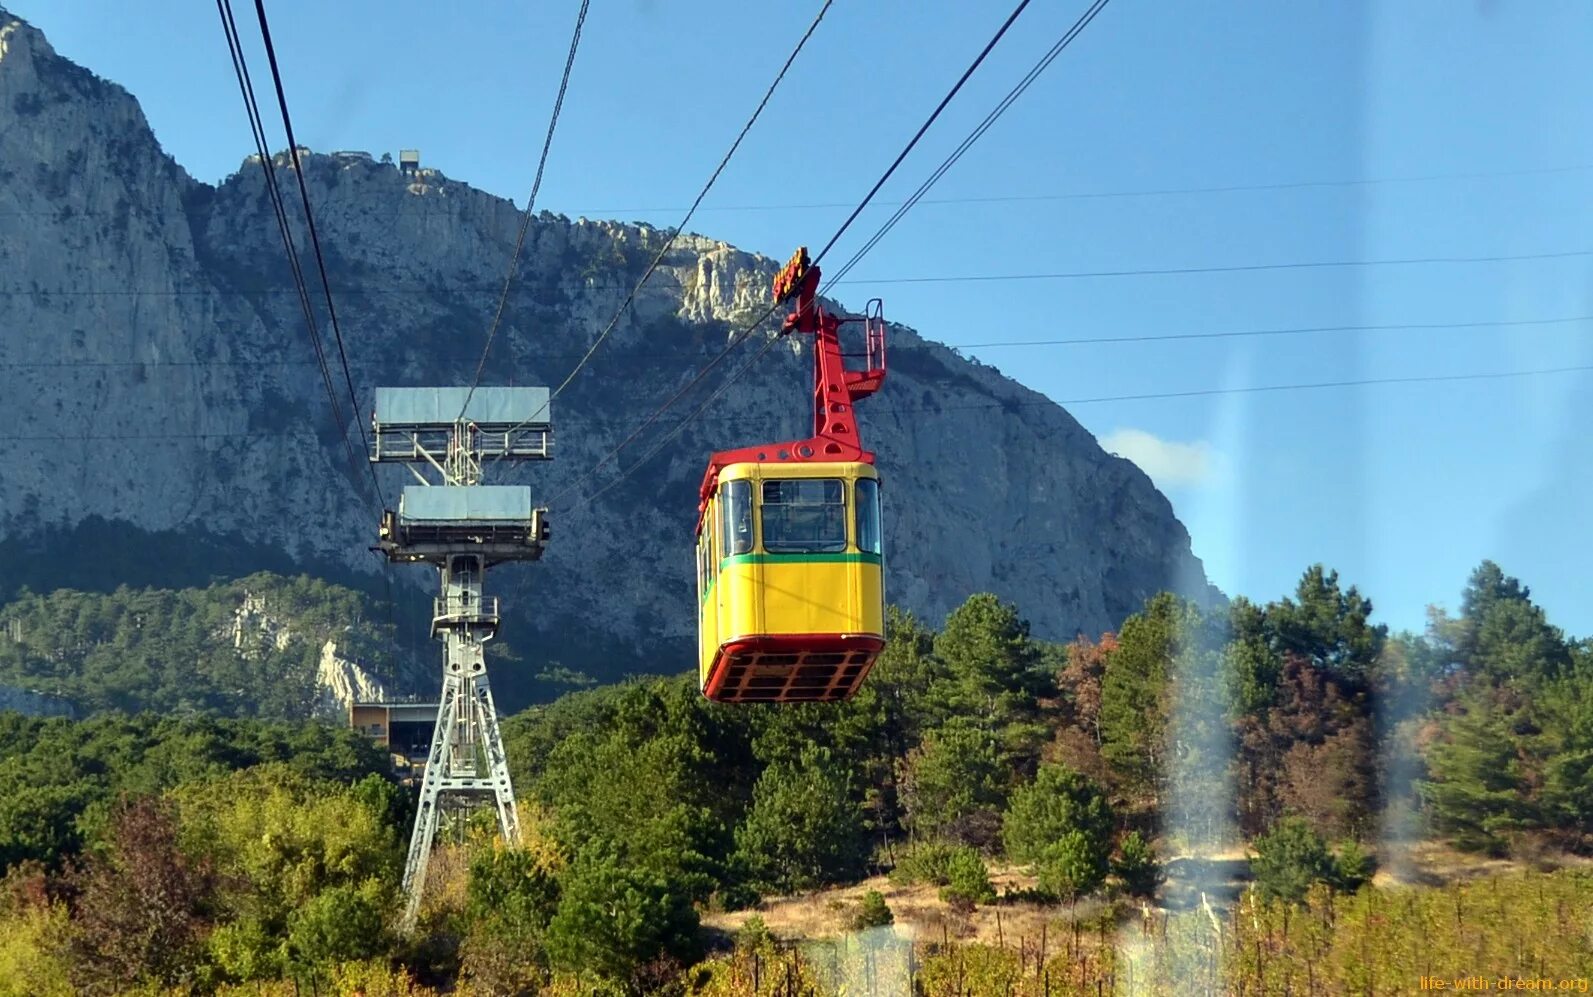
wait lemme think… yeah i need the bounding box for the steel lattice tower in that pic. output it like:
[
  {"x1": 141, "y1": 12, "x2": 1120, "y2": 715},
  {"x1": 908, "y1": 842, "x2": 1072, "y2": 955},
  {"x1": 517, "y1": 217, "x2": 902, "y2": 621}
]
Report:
[{"x1": 369, "y1": 387, "x2": 552, "y2": 930}]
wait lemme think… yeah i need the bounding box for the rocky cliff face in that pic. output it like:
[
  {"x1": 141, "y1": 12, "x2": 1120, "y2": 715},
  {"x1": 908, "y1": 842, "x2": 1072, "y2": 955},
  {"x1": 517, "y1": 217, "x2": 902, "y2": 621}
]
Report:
[{"x1": 0, "y1": 10, "x2": 1216, "y2": 707}]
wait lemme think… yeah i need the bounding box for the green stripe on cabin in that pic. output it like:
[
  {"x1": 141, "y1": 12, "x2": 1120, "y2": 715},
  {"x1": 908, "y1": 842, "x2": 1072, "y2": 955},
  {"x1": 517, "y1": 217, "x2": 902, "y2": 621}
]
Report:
[{"x1": 718, "y1": 552, "x2": 883, "y2": 570}]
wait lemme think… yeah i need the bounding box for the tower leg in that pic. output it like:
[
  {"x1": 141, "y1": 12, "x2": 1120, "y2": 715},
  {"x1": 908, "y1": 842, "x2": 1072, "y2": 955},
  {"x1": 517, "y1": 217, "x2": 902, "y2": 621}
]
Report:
[
  {"x1": 399, "y1": 678, "x2": 460, "y2": 931},
  {"x1": 397, "y1": 556, "x2": 523, "y2": 932},
  {"x1": 472, "y1": 671, "x2": 521, "y2": 843}
]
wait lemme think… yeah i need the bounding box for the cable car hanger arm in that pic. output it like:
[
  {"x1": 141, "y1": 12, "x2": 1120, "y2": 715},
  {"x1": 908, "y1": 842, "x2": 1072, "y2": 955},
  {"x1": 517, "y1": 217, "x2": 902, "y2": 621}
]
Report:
[{"x1": 696, "y1": 247, "x2": 886, "y2": 524}]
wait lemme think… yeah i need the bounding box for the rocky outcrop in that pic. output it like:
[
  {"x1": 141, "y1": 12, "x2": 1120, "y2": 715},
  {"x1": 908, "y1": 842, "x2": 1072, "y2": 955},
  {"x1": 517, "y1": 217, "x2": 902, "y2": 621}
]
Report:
[
  {"x1": 233, "y1": 593, "x2": 295, "y2": 653},
  {"x1": 314, "y1": 639, "x2": 391, "y2": 720},
  {"x1": 0, "y1": 10, "x2": 1217, "y2": 704}
]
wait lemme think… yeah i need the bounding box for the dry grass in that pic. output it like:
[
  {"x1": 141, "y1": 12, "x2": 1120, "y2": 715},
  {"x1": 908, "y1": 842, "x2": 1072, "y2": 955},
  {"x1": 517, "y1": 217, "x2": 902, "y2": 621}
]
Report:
[
  {"x1": 1372, "y1": 838, "x2": 1593, "y2": 887},
  {"x1": 703, "y1": 865, "x2": 1107, "y2": 950},
  {"x1": 706, "y1": 841, "x2": 1593, "y2": 950}
]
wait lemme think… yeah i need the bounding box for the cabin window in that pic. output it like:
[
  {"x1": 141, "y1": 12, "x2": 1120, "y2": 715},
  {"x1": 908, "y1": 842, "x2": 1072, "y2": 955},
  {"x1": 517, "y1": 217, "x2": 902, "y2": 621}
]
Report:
[
  {"x1": 708, "y1": 518, "x2": 719, "y2": 584},
  {"x1": 696, "y1": 531, "x2": 707, "y2": 599},
  {"x1": 855, "y1": 478, "x2": 882, "y2": 555},
  {"x1": 761, "y1": 478, "x2": 846, "y2": 553},
  {"x1": 720, "y1": 480, "x2": 754, "y2": 556}
]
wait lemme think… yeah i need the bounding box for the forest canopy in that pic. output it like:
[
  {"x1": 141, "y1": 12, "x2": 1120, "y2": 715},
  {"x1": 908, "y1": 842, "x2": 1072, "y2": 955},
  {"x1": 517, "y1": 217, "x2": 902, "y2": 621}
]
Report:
[{"x1": 0, "y1": 559, "x2": 1588, "y2": 992}]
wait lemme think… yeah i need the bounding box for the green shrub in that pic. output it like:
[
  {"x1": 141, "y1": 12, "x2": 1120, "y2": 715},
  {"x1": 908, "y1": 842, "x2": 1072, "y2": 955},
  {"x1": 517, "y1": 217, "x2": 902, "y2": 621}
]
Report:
[
  {"x1": 544, "y1": 843, "x2": 702, "y2": 982},
  {"x1": 1001, "y1": 763, "x2": 1114, "y2": 865},
  {"x1": 852, "y1": 891, "x2": 894, "y2": 930},
  {"x1": 733, "y1": 747, "x2": 868, "y2": 892},
  {"x1": 939, "y1": 847, "x2": 995, "y2": 909},
  {"x1": 735, "y1": 915, "x2": 772, "y2": 952},
  {"x1": 1113, "y1": 831, "x2": 1162, "y2": 898},
  {"x1": 1332, "y1": 839, "x2": 1375, "y2": 892},
  {"x1": 286, "y1": 880, "x2": 387, "y2": 970},
  {"x1": 890, "y1": 840, "x2": 958, "y2": 886},
  {"x1": 1035, "y1": 831, "x2": 1108, "y2": 901},
  {"x1": 1251, "y1": 818, "x2": 1335, "y2": 904}
]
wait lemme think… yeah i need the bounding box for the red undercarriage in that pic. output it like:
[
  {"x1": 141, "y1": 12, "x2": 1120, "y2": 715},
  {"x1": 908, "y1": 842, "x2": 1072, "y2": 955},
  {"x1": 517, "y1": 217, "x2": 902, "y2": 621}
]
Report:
[{"x1": 704, "y1": 633, "x2": 886, "y2": 704}]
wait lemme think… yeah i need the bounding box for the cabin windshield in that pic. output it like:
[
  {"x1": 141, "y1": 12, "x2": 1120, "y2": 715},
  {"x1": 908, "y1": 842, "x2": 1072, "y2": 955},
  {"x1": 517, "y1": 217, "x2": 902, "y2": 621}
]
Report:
[
  {"x1": 855, "y1": 478, "x2": 881, "y2": 555},
  {"x1": 721, "y1": 479, "x2": 754, "y2": 556},
  {"x1": 761, "y1": 478, "x2": 846, "y2": 553}
]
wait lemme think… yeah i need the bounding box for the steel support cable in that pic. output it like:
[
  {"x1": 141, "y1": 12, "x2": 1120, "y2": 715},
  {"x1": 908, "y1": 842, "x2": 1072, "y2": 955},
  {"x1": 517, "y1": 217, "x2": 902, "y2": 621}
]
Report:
[
  {"x1": 822, "y1": 0, "x2": 1112, "y2": 292},
  {"x1": 217, "y1": 0, "x2": 367, "y2": 491},
  {"x1": 221, "y1": 0, "x2": 399, "y2": 653},
  {"x1": 542, "y1": 299, "x2": 785, "y2": 507},
  {"x1": 559, "y1": 0, "x2": 1107, "y2": 510},
  {"x1": 11, "y1": 161, "x2": 1593, "y2": 221},
  {"x1": 11, "y1": 310, "x2": 1593, "y2": 368},
  {"x1": 564, "y1": 331, "x2": 787, "y2": 513},
  {"x1": 251, "y1": 0, "x2": 387, "y2": 509},
  {"x1": 538, "y1": 162, "x2": 1593, "y2": 214},
  {"x1": 548, "y1": 358, "x2": 1593, "y2": 516},
  {"x1": 23, "y1": 246, "x2": 1593, "y2": 298},
  {"x1": 808, "y1": 0, "x2": 1036, "y2": 268},
  {"x1": 490, "y1": 0, "x2": 836, "y2": 456},
  {"x1": 5, "y1": 361, "x2": 1591, "y2": 442},
  {"x1": 458, "y1": 0, "x2": 592, "y2": 422},
  {"x1": 546, "y1": 0, "x2": 1040, "y2": 502}
]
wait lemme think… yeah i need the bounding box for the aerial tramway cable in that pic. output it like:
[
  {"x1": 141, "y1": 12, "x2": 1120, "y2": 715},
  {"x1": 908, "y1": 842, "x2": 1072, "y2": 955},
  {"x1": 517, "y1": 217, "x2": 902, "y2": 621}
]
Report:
[
  {"x1": 249, "y1": 0, "x2": 387, "y2": 509},
  {"x1": 17, "y1": 247, "x2": 1593, "y2": 300},
  {"x1": 546, "y1": 161, "x2": 1593, "y2": 215},
  {"x1": 549, "y1": 0, "x2": 1052, "y2": 506},
  {"x1": 457, "y1": 0, "x2": 593, "y2": 422},
  {"x1": 220, "y1": 0, "x2": 403, "y2": 654},
  {"x1": 216, "y1": 0, "x2": 369, "y2": 502},
  {"x1": 556, "y1": 0, "x2": 1113, "y2": 509},
  {"x1": 488, "y1": 0, "x2": 837, "y2": 455},
  {"x1": 821, "y1": 0, "x2": 1113, "y2": 292},
  {"x1": 6, "y1": 360, "x2": 1589, "y2": 444},
  {"x1": 6, "y1": 310, "x2": 1593, "y2": 370}
]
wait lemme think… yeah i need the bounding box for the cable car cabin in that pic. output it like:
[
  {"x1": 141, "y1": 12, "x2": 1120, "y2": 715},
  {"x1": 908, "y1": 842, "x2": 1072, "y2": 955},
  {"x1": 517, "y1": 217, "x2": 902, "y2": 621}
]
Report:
[
  {"x1": 696, "y1": 247, "x2": 888, "y2": 704},
  {"x1": 697, "y1": 462, "x2": 883, "y2": 703}
]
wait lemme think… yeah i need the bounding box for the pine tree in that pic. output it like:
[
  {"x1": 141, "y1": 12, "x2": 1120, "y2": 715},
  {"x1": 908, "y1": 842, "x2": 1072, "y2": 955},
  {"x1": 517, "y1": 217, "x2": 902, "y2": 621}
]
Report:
[
  {"x1": 929, "y1": 594, "x2": 1049, "y2": 726},
  {"x1": 1001, "y1": 762, "x2": 1113, "y2": 865},
  {"x1": 1250, "y1": 817, "x2": 1335, "y2": 903},
  {"x1": 1420, "y1": 696, "x2": 1534, "y2": 853},
  {"x1": 733, "y1": 746, "x2": 867, "y2": 892},
  {"x1": 899, "y1": 719, "x2": 1007, "y2": 847},
  {"x1": 1457, "y1": 561, "x2": 1570, "y2": 686},
  {"x1": 1265, "y1": 565, "x2": 1386, "y2": 681},
  {"x1": 1099, "y1": 593, "x2": 1190, "y2": 803}
]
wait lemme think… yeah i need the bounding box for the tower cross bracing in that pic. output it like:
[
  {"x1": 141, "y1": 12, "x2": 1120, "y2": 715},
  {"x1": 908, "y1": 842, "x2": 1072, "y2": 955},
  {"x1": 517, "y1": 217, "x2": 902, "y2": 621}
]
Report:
[{"x1": 369, "y1": 387, "x2": 552, "y2": 930}]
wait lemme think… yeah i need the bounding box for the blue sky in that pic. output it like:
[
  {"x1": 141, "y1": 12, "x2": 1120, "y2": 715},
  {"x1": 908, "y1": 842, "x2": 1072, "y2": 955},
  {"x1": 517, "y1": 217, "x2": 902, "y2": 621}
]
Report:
[{"x1": 10, "y1": 1, "x2": 1591, "y2": 638}]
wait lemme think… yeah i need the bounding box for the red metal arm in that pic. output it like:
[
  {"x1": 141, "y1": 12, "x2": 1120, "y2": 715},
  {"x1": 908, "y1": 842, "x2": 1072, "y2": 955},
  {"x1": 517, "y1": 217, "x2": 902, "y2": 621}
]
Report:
[{"x1": 696, "y1": 247, "x2": 887, "y2": 531}]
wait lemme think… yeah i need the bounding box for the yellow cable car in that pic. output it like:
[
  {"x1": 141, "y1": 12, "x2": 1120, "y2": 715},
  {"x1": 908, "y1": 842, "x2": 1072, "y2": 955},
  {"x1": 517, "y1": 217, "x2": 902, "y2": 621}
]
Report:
[{"x1": 695, "y1": 249, "x2": 888, "y2": 703}]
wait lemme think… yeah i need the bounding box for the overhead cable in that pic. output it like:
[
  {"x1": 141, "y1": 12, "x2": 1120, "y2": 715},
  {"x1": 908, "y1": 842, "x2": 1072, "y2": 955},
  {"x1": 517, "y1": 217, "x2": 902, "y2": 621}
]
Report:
[
  {"x1": 10, "y1": 311, "x2": 1592, "y2": 370},
  {"x1": 561, "y1": 0, "x2": 1113, "y2": 508},
  {"x1": 489, "y1": 0, "x2": 836, "y2": 453},
  {"x1": 458, "y1": 0, "x2": 593, "y2": 421},
  {"x1": 822, "y1": 0, "x2": 1113, "y2": 292},
  {"x1": 216, "y1": 0, "x2": 368, "y2": 496},
  {"x1": 554, "y1": 0, "x2": 1049, "y2": 494},
  {"x1": 248, "y1": 0, "x2": 387, "y2": 507},
  {"x1": 6, "y1": 360, "x2": 1589, "y2": 445}
]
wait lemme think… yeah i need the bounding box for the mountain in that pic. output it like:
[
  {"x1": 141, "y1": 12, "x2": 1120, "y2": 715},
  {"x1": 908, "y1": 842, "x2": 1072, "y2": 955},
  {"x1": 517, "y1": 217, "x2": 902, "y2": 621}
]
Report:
[{"x1": 0, "y1": 10, "x2": 1217, "y2": 708}]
